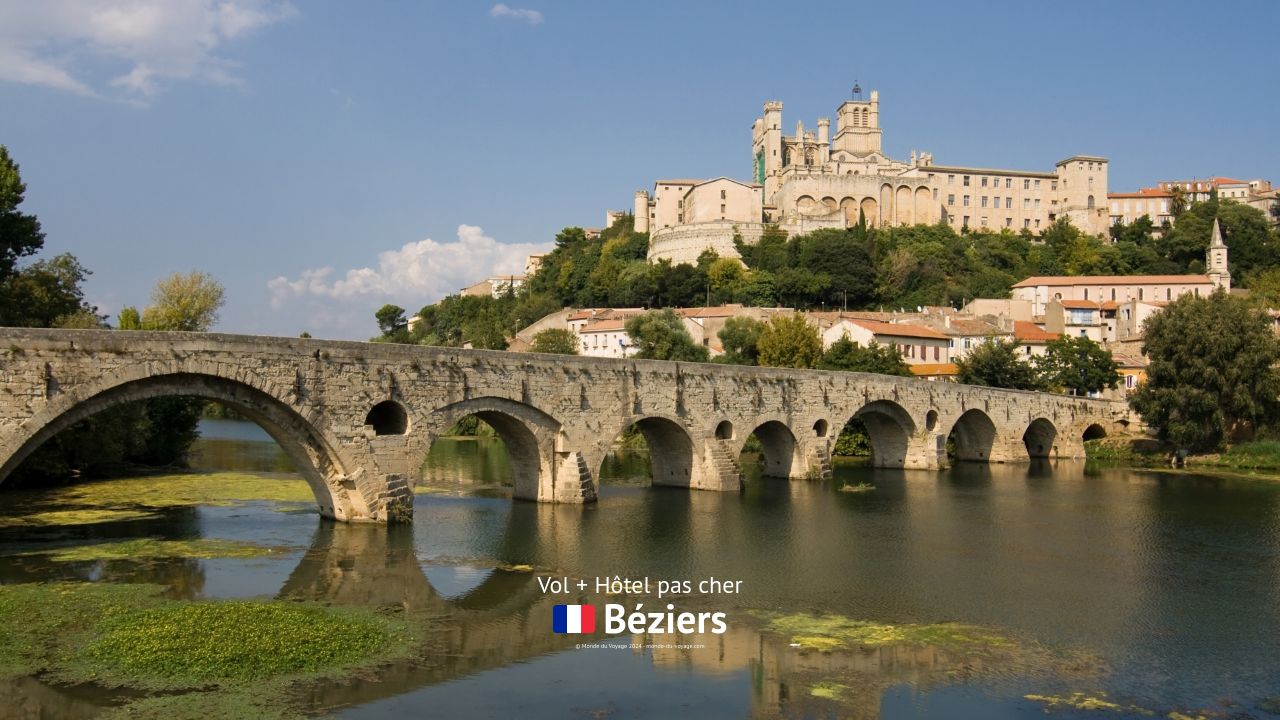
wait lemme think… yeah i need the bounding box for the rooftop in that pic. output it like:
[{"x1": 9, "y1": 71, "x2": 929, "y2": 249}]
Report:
[
  {"x1": 1014, "y1": 321, "x2": 1059, "y2": 343},
  {"x1": 910, "y1": 363, "x2": 959, "y2": 377},
  {"x1": 846, "y1": 318, "x2": 950, "y2": 340},
  {"x1": 1013, "y1": 275, "x2": 1212, "y2": 288}
]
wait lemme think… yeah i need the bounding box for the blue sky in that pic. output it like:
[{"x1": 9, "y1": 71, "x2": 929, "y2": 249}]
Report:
[{"x1": 1, "y1": 1, "x2": 1276, "y2": 339}]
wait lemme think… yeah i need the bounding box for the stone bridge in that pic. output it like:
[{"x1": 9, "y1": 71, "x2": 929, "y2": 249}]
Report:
[{"x1": 0, "y1": 328, "x2": 1131, "y2": 522}]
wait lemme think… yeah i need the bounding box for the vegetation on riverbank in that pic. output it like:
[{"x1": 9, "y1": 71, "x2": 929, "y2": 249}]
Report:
[
  {"x1": 0, "y1": 582, "x2": 415, "y2": 716},
  {"x1": 1086, "y1": 438, "x2": 1280, "y2": 476}
]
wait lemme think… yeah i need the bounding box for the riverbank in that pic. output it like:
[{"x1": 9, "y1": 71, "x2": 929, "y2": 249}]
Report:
[{"x1": 1086, "y1": 438, "x2": 1280, "y2": 477}]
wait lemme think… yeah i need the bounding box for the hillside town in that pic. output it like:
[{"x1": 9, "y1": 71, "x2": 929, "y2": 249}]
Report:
[{"x1": 430, "y1": 90, "x2": 1276, "y2": 402}]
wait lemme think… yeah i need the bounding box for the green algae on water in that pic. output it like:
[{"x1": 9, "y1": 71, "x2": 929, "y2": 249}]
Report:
[
  {"x1": 0, "y1": 582, "x2": 414, "y2": 692},
  {"x1": 87, "y1": 600, "x2": 406, "y2": 685},
  {"x1": 1023, "y1": 692, "x2": 1154, "y2": 715},
  {"x1": 758, "y1": 611, "x2": 1011, "y2": 651},
  {"x1": 0, "y1": 507, "x2": 164, "y2": 527},
  {"x1": 809, "y1": 681, "x2": 850, "y2": 700},
  {"x1": 21, "y1": 538, "x2": 294, "y2": 563},
  {"x1": 0, "y1": 472, "x2": 316, "y2": 527}
]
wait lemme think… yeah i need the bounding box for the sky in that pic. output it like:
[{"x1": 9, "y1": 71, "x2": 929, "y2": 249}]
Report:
[{"x1": 1, "y1": 1, "x2": 1277, "y2": 340}]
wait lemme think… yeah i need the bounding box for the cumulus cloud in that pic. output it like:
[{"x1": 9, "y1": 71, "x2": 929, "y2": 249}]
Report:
[
  {"x1": 488, "y1": 4, "x2": 543, "y2": 25},
  {"x1": 0, "y1": 0, "x2": 297, "y2": 99},
  {"x1": 267, "y1": 225, "x2": 551, "y2": 312}
]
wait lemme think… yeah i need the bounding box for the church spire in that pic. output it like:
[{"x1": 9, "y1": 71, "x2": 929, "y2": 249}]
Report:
[
  {"x1": 1209, "y1": 217, "x2": 1226, "y2": 248},
  {"x1": 1206, "y1": 217, "x2": 1231, "y2": 290}
]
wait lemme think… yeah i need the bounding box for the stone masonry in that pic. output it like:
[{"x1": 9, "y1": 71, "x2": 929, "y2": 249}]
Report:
[{"x1": 0, "y1": 329, "x2": 1132, "y2": 522}]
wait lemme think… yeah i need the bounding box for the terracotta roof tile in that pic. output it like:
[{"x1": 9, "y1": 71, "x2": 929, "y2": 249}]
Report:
[
  {"x1": 847, "y1": 318, "x2": 950, "y2": 340},
  {"x1": 1014, "y1": 321, "x2": 1058, "y2": 342},
  {"x1": 910, "y1": 363, "x2": 959, "y2": 376}
]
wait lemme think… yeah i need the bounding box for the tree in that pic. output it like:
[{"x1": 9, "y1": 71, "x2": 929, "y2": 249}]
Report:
[
  {"x1": 1036, "y1": 335, "x2": 1120, "y2": 395},
  {"x1": 141, "y1": 271, "x2": 225, "y2": 331},
  {"x1": 955, "y1": 338, "x2": 1044, "y2": 390},
  {"x1": 757, "y1": 313, "x2": 822, "y2": 369},
  {"x1": 818, "y1": 336, "x2": 911, "y2": 376},
  {"x1": 716, "y1": 317, "x2": 763, "y2": 365},
  {"x1": 117, "y1": 306, "x2": 142, "y2": 330},
  {"x1": 624, "y1": 309, "x2": 709, "y2": 362},
  {"x1": 1130, "y1": 290, "x2": 1280, "y2": 451},
  {"x1": 531, "y1": 328, "x2": 578, "y2": 355},
  {"x1": 0, "y1": 253, "x2": 96, "y2": 327},
  {"x1": 0, "y1": 145, "x2": 44, "y2": 282},
  {"x1": 375, "y1": 304, "x2": 407, "y2": 335}
]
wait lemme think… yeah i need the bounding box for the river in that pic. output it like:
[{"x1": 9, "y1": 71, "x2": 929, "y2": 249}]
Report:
[{"x1": 0, "y1": 418, "x2": 1278, "y2": 718}]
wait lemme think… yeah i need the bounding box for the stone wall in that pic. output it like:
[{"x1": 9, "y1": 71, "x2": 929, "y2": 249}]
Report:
[{"x1": 0, "y1": 328, "x2": 1131, "y2": 523}]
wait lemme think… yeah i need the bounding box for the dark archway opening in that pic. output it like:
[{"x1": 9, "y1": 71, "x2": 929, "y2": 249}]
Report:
[
  {"x1": 740, "y1": 421, "x2": 799, "y2": 479},
  {"x1": 845, "y1": 400, "x2": 915, "y2": 468},
  {"x1": 813, "y1": 419, "x2": 829, "y2": 438},
  {"x1": 10, "y1": 398, "x2": 299, "y2": 486},
  {"x1": 1082, "y1": 424, "x2": 1107, "y2": 441},
  {"x1": 1024, "y1": 418, "x2": 1058, "y2": 459},
  {"x1": 422, "y1": 413, "x2": 535, "y2": 497},
  {"x1": 365, "y1": 400, "x2": 408, "y2": 436},
  {"x1": 600, "y1": 417, "x2": 695, "y2": 488},
  {"x1": 2, "y1": 374, "x2": 352, "y2": 521},
  {"x1": 947, "y1": 409, "x2": 997, "y2": 463},
  {"x1": 715, "y1": 420, "x2": 735, "y2": 440}
]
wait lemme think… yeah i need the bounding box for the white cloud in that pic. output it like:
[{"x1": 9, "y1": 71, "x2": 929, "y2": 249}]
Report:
[
  {"x1": 268, "y1": 224, "x2": 551, "y2": 312},
  {"x1": 0, "y1": 0, "x2": 296, "y2": 99},
  {"x1": 488, "y1": 4, "x2": 543, "y2": 25}
]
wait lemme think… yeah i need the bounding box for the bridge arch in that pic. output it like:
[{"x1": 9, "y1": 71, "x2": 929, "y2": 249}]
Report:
[
  {"x1": 601, "y1": 415, "x2": 696, "y2": 489},
  {"x1": 850, "y1": 399, "x2": 916, "y2": 468},
  {"x1": 1023, "y1": 418, "x2": 1058, "y2": 458},
  {"x1": 424, "y1": 397, "x2": 563, "y2": 502},
  {"x1": 0, "y1": 370, "x2": 366, "y2": 520},
  {"x1": 740, "y1": 420, "x2": 802, "y2": 478},
  {"x1": 1082, "y1": 423, "x2": 1107, "y2": 441},
  {"x1": 946, "y1": 408, "x2": 998, "y2": 463}
]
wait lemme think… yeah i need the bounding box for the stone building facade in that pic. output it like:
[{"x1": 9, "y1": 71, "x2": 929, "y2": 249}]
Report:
[{"x1": 641, "y1": 90, "x2": 1111, "y2": 264}]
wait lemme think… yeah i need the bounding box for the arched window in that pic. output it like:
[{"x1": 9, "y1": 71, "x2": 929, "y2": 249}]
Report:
[{"x1": 1087, "y1": 195, "x2": 1096, "y2": 209}]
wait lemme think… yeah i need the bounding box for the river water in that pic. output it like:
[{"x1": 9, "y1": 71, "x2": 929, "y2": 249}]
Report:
[{"x1": 1, "y1": 419, "x2": 1278, "y2": 718}]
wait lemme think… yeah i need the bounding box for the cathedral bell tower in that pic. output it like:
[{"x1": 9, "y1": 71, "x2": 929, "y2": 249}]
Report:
[{"x1": 1206, "y1": 217, "x2": 1231, "y2": 290}]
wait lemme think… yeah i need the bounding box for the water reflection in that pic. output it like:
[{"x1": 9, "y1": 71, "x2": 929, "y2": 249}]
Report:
[{"x1": 3, "y1": 423, "x2": 1280, "y2": 718}]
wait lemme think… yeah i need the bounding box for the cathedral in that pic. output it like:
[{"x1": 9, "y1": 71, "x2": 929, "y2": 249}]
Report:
[{"x1": 639, "y1": 90, "x2": 1111, "y2": 264}]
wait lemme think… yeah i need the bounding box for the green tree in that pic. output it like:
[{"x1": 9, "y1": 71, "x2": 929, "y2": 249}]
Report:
[
  {"x1": 140, "y1": 271, "x2": 225, "y2": 331},
  {"x1": 757, "y1": 313, "x2": 822, "y2": 369},
  {"x1": 1036, "y1": 335, "x2": 1120, "y2": 395},
  {"x1": 0, "y1": 253, "x2": 96, "y2": 327},
  {"x1": 955, "y1": 338, "x2": 1043, "y2": 390},
  {"x1": 818, "y1": 336, "x2": 911, "y2": 376},
  {"x1": 624, "y1": 309, "x2": 709, "y2": 362},
  {"x1": 530, "y1": 328, "x2": 578, "y2": 354},
  {"x1": 0, "y1": 145, "x2": 45, "y2": 281},
  {"x1": 1245, "y1": 266, "x2": 1280, "y2": 307},
  {"x1": 118, "y1": 306, "x2": 143, "y2": 330},
  {"x1": 716, "y1": 317, "x2": 763, "y2": 365},
  {"x1": 1130, "y1": 290, "x2": 1280, "y2": 451},
  {"x1": 375, "y1": 304, "x2": 407, "y2": 335}
]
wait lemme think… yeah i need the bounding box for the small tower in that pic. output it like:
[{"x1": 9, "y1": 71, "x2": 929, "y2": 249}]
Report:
[
  {"x1": 1206, "y1": 217, "x2": 1231, "y2": 290},
  {"x1": 634, "y1": 190, "x2": 650, "y2": 234}
]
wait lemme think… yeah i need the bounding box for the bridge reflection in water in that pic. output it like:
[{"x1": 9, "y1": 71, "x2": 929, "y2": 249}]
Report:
[{"x1": 0, "y1": 476, "x2": 1097, "y2": 719}]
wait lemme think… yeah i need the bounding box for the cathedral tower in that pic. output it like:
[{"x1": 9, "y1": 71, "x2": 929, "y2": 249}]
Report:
[{"x1": 831, "y1": 89, "x2": 882, "y2": 157}]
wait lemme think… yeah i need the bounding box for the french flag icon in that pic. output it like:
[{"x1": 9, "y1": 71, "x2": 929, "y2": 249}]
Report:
[{"x1": 553, "y1": 604, "x2": 596, "y2": 634}]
